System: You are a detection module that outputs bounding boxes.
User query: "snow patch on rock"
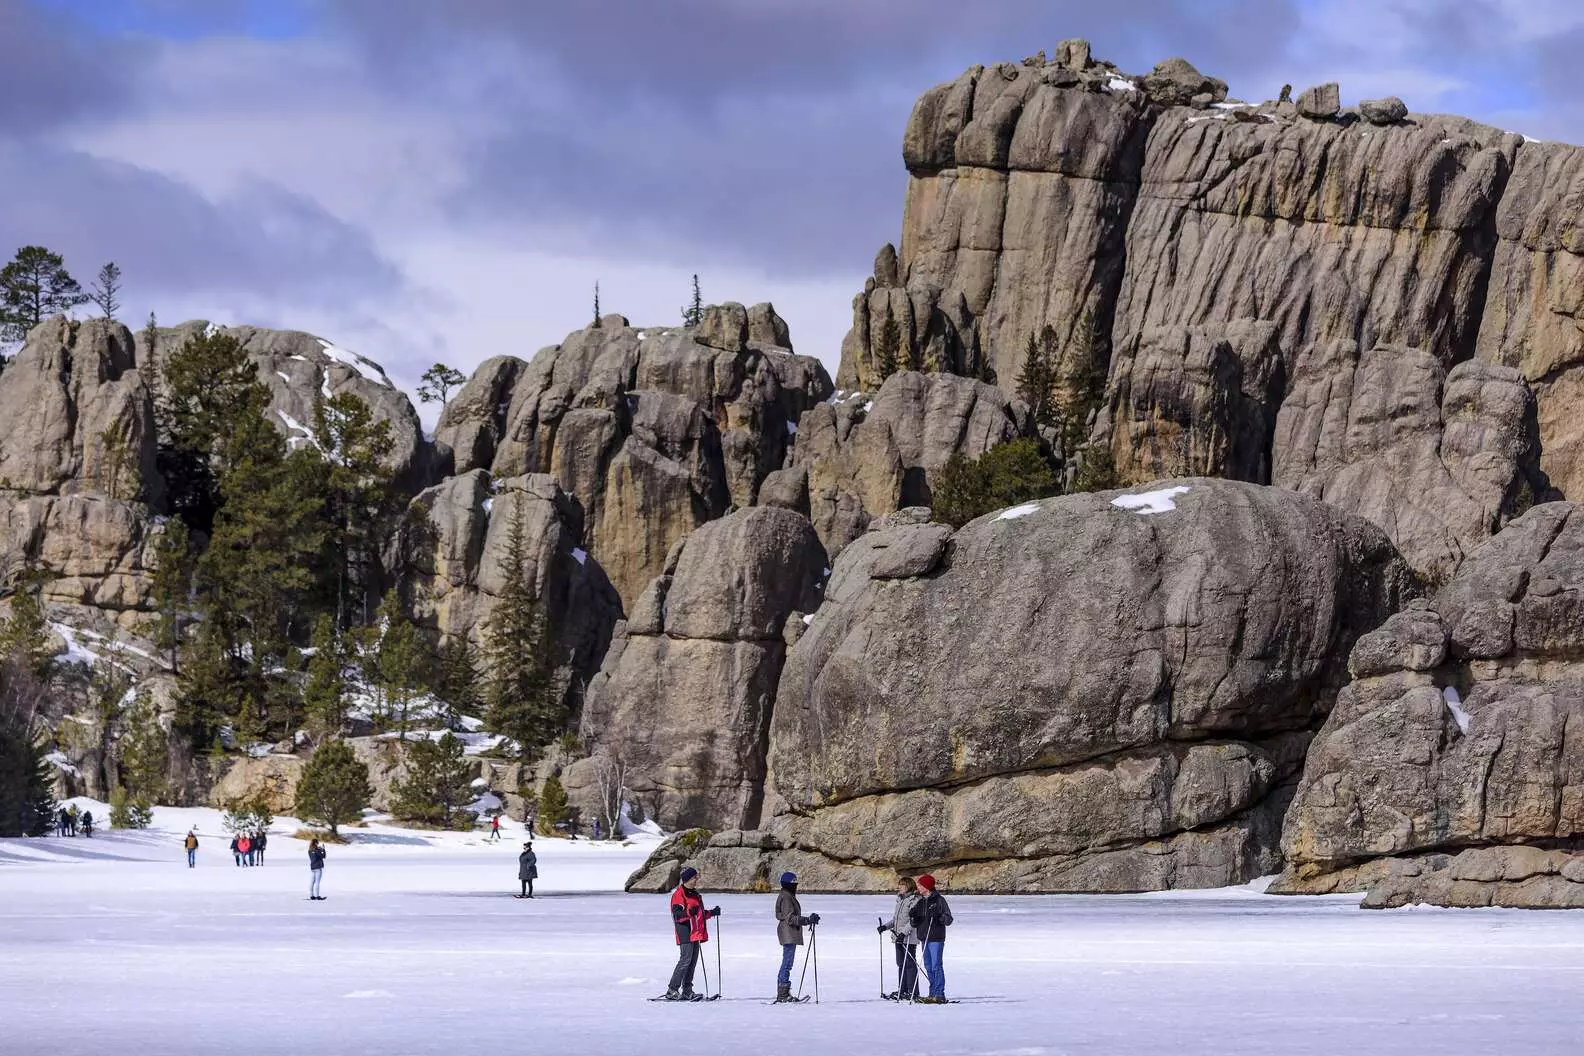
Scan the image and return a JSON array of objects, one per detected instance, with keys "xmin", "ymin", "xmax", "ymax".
[{"xmin": 1112, "ymin": 486, "xmax": 1191, "ymax": 516}]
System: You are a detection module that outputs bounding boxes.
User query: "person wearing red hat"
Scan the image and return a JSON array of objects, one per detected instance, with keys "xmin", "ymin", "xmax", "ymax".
[
  {"xmin": 907, "ymin": 874, "xmax": 953, "ymax": 1002},
  {"xmin": 663, "ymin": 867, "xmax": 720, "ymax": 1001}
]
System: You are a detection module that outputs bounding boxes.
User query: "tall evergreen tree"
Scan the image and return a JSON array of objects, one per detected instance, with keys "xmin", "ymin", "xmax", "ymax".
[
  {"xmin": 118, "ymin": 691, "xmax": 168, "ymax": 802},
  {"xmin": 0, "ymin": 654, "xmax": 55, "ymax": 837},
  {"xmin": 371, "ymin": 592, "xmax": 428, "ymax": 739},
  {"xmin": 433, "ymin": 635, "xmax": 483, "ymax": 729},
  {"xmin": 89, "ymin": 262, "xmax": 122, "ymax": 320},
  {"xmin": 157, "ymin": 329, "xmax": 272, "ymax": 533},
  {"xmin": 0, "ymin": 580, "xmax": 53, "ymax": 678},
  {"xmin": 0, "ymin": 246, "xmax": 87, "ymax": 342},
  {"xmin": 391, "ymin": 732, "xmax": 474, "ymax": 828},
  {"xmin": 591, "ymin": 281, "xmax": 602, "ymax": 328},
  {"xmin": 483, "ymin": 496, "xmax": 561, "ymax": 759},
  {"xmin": 536, "ymin": 772, "xmax": 570, "ymax": 836},
  {"xmin": 873, "ymin": 302, "xmax": 902, "ymax": 383},
  {"xmin": 304, "ymin": 615, "xmax": 349, "ymax": 739},
  {"xmin": 294, "ymin": 739, "xmax": 371, "ymax": 837},
  {"xmin": 1015, "ymin": 328, "xmax": 1056, "ymax": 427},
  {"xmin": 681, "ymin": 274, "xmax": 703, "ymax": 327},
  {"xmin": 151, "ymin": 518, "xmax": 194, "ymax": 673},
  {"xmin": 416, "ymin": 364, "xmax": 467, "ymax": 406},
  {"xmin": 314, "ymin": 392, "xmax": 398, "ymax": 628}
]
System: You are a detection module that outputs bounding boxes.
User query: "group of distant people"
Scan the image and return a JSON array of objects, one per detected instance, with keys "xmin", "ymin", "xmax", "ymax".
[
  {"xmin": 228, "ymin": 830, "xmax": 268, "ymax": 866},
  {"xmin": 53, "ymin": 805, "xmax": 93, "ymax": 838}
]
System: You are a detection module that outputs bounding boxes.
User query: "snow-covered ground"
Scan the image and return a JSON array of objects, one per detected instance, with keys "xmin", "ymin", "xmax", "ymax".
[{"xmin": 5, "ymin": 803, "xmax": 1584, "ymax": 1055}]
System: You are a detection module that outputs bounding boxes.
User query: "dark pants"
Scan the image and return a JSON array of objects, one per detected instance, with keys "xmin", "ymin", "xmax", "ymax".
[
  {"xmin": 520, "ymin": 879, "xmax": 534, "ymax": 897},
  {"xmin": 894, "ymin": 942, "xmax": 919, "ymax": 998},
  {"xmin": 256, "ymin": 848, "xmax": 264, "ymax": 864},
  {"xmin": 668, "ymin": 941, "xmax": 700, "ymax": 994},
  {"xmin": 777, "ymin": 943, "xmax": 797, "ymax": 988}
]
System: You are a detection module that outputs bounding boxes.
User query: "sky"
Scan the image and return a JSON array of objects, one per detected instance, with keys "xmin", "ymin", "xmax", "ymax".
[{"xmin": 3, "ymin": 0, "xmax": 1583, "ymax": 420}]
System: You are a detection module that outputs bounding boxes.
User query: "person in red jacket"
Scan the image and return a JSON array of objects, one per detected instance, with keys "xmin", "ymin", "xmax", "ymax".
[{"xmin": 664, "ymin": 867, "xmax": 720, "ymax": 1001}]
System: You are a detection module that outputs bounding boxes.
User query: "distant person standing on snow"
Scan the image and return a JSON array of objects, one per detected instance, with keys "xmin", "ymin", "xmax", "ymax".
[
  {"xmin": 184, "ymin": 831, "xmax": 199, "ymax": 868},
  {"xmin": 487, "ymin": 815, "xmax": 501, "ymax": 843},
  {"xmin": 79, "ymin": 810, "xmax": 94, "ymax": 837},
  {"xmin": 66, "ymin": 804, "xmax": 79, "ymax": 836},
  {"xmin": 664, "ymin": 867, "xmax": 720, "ymax": 1001},
  {"xmin": 56, "ymin": 807, "xmax": 68, "ymax": 837},
  {"xmin": 254, "ymin": 830, "xmax": 267, "ymax": 864},
  {"xmin": 238, "ymin": 834, "xmax": 253, "ymax": 866},
  {"xmin": 231, "ymin": 835, "xmax": 242, "ymax": 866},
  {"xmin": 908, "ymin": 875, "xmax": 953, "ymax": 1003},
  {"xmin": 774, "ymin": 871, "xmax": 819, "ymax": 1003},
  {"xmin": 878, "ymin": 876, "xmax": 922, "ymax": 1000},
  {"xmin": 308, "ymin": 839, "xmax": 326, "ymax": 900},
  {"xmin": 517, "ymin": 842, "xmax": 538, "ymax": 898}
]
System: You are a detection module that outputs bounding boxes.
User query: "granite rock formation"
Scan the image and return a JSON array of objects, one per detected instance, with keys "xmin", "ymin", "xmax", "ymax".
[
  {"xmin": 630, "ymin": 478, "xmax": 1414, "ymax": 892},
  {"xmin": 563, "ymin": 506, "xmax": 827, "ymax": 831},
  {"xmin": 1276, "ymin": 503, "xmax": 1584, "ymax": 907},
  {"xmin": 434, "ymin": 306, "xmax": 830, "ymax": 606}
]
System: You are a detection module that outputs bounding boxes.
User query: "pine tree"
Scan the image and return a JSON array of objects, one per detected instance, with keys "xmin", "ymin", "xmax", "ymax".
[
  {"xmin": 372, "ymin": 593, "xmax": 428, "ymax": 739},
  {"xmin": 304, "ymin": 615, "xmax": 349, "ymax": 739},
  {"xmin": 536, "ymin": 771, "xmax": 570, "ymax": 836},
  {"xmin": 433, "ymin": 636, "xmax": 483, "ymax": 727},
  {"xmin": 118, "ymin": 691, "xmax": 168, "ymax": 803},
  {"xmin": 157, "ymin": 328, "xmax": 272, "ymax": 533},
  {"xmin": 109, "ymin": 785, "xmax": 153, "ymax": 829},
  {"xmin": 483, "ymin": 495, "xmax": 562, "ymax": 760},
  {"xmin": 592, "ymin": 281, "xmax": 602, "ymax": 328},
  {"xmin": 416, "ymin": 364, "xmax": 467, "ymax": 407},
  {"xmin": 391, "ymin": 732, "xmax": 474, "ymax": 829},
  {"xmin": 0, "ymin": 246, "xmax": 88, "ymax": 342},
  {"xmin": 874, "ymin": 302, "xmax": 902, "ymax": 383},
  {"xmin": 151, "ymin": 518, "xmax": 194, "ymax": 673},
  {"xmin": 89, "ymin": 262, "xmax": 122, "ymax": 320},
  {"xmin": 142, "ymin": 312, "xmax": 159, "ymax": 362},
  {"xmin": 294, "ymin": 739, "xmax": 371, "ymax": 837},
  {"xmin": 681, "ymin": 274, "xmax": 703, "ymax": 327},
  {"xmin": 0, "ymin": 581, "xmax": 53, "ymax": 678},
  {"xmin": 314, "ymin": 392, "xmax": 399, "ymax": 628},
  {"xmin": 0, "ymin": 653, "xmax": 55, "ymax": 837},
  {"xmin": 1015, "ymin": 329, "xmax": 1055, "ymax": 427},
  {"xmin": 930, "ymin": 438, "xmax": 1060, "ymax": 528}
]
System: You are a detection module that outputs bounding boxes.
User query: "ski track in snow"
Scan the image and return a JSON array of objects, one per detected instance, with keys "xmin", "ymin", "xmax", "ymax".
[{"xmin": 6, "ymin": 802, "xmax": 1584, "ymax": 1054}]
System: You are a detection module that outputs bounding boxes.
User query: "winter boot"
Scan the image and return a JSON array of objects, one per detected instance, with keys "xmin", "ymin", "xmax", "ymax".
[
  {"xmin": 681, "ymin": 991, "xmax": 704, "ymax": 1003},
  {"xmin": 662, "ymin": 989, "xmax": 683, "ymax": 1001},
  {"xmin": 775, "ymin": 985, "xmax": 793, "ymax": 1003}
]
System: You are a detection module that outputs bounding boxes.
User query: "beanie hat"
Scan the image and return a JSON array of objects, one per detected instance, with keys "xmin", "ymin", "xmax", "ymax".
[
  {"xmin": 679, "ymin": 867, "xmax": 699, "ymax": 882},
  {"xmin": 916, "ymin": 874, "xmax": 936, "ymax": 891},
  {"xmin": 780, "ymin": 871, "xmax": 798, "ymax": 886}
]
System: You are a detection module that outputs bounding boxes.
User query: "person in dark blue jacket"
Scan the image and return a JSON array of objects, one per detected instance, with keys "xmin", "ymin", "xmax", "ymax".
[
  {"xmin": 907, "ymin": 875, "xmax": 953, "ymax": 1002},
  {"xmin": 308, "ymin": 839, "xmax": 327, "ymax": 900}
]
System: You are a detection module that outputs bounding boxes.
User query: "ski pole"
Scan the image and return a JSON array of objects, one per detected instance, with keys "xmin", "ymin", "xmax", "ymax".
[
  {"xmin": 878, "ymin": 916, "xmax": 886, "ymax": 998},
  {"xmin": 904, "ymin": 943, "xmax": 927, "ymax": 1003},
  {"xmin": 716, "ymin": 915, "xmax": 723, "ymax": 999},
  {"xmin": 700, "ymin": 944, "xmax": 711, "ymax": 1000},
  {"xmin": 811, "ymin": 924, "xmax": 820, "ymax": 1005},
  {"xmin": 796, "ymin": 934, "xmax": 811, "ymax": 1000}
]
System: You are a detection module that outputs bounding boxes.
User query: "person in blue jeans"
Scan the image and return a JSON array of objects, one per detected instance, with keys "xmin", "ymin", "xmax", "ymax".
[
  {"xmin": 773, "ymin": 871, "xmax": 819, "ymax": 1001},
  {"xmin": 308, "ymin": 839, "xmax": 327, "ymax": 900},
  {"xmin": 907, "ymin": 874, "xmax": 953, "ymax": 1002}
]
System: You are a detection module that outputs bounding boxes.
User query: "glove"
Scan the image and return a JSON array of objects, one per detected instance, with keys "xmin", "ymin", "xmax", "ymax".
[
  {"xmin": 709, "ymin": 906, "xmax": 721, "ymax": 918},
  {"xmin": 876, "ymin": 923, "xmax": 888, "ymax": 934},
  {"xmin": 808, "ymin": 913, "xmax": 821, "ymax": 926}
]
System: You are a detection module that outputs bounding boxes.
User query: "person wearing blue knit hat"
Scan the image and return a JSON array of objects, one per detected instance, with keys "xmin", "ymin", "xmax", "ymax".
[{"xmin": 773, "ymin": 870, "xmax": 818, "ymax": 1002}]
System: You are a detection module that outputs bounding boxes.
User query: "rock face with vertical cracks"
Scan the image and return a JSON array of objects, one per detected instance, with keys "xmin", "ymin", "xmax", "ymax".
[
  {"xmin": 563, "ymin": 506, "xmax": 827, "ymax": 833},
  {"xmin": 1276, "ymin": 502, "xmax": 1584, "ymax": 907},
  {"xmin": 434, "ymin": 306, "xmax": 830, "ymax": 607},
  {"xmin": 630, "ymin": 478, "xmax": 1414, "ymax": 892},
  {"xmin": 839, "ymin": 43, "xmax": 1584, "ymax": 585}
]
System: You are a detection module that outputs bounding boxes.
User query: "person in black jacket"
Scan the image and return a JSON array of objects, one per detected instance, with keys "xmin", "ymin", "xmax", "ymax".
[
  {"xmin": 254, "ymin": 830, "xmax": 267, "ymax": 864},
  {"xmin": 517, "ymin": 842, "xmax": 538, "ymax": 898},
  {"xmin": 907, "ymin": 874, "xmax": 953, "ymax": 1002},
  {"xmin": 307, "ymin": 839, "xmax": 327, "ymax": 900}
]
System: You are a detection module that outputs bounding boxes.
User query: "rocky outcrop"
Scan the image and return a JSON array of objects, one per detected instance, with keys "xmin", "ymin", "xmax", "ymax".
[
  {"xmin": 564, "ymin": 506, "xmax": 827, "ymax": 832},
  {"xmin": 400, "ymin": 470, "xmax": 621, "ymax": 684},
  {"xmin": 774, "ymin": 371, "xmax": 1021, "ymax": 555},
  {"xmin": 436, "ymin": 307, "xmax": 830, "ymax": 606},
  {"xmin": 632, "ymin": 478, "xmax": 1414, "ymax": 892},
  {"xmin": 136, "ymin": 321, "xmax": 432, "ymax": 489},
  {"xmin": 0, "ymin": 318, "xmax": 165, "ymax": 626},
  {"xmin": 1275, "ymin": 503, "xmax": 1584, "ymax": 907},
  {"xmin": 841, "ymin": 42, "xmax": 1584, "ymax": 585}
]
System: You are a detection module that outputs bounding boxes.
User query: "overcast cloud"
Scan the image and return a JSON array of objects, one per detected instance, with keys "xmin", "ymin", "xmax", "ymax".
[{"xmin": 2, "ymin": 0, "xmax": 1582, "ymax": 421}]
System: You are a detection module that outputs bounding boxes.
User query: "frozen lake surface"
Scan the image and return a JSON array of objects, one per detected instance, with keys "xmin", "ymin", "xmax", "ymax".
[{"xmin": 4, "ymin": 803, "xmax": 1584, "ymax": 1055}]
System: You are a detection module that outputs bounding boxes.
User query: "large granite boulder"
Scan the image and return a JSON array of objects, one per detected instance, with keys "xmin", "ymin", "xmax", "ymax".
[
  {"xmin": 1275, "ymin": 503, "xmax": 1584, "ymax": 907},
  {"xmin": 634, "ymin": 478, "xmax": 1414, "ymax": 892},
  {"xmin": 564, "ymin": 506, "xmax": 827, "ymax": 832},
  {"xmin": 437, "ymin": 307, "xmax": 830, "ymax": 607}
]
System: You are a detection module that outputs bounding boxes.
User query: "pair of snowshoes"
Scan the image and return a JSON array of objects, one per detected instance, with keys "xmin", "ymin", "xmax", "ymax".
[{"xmin": 649, "ymin": 990, "xmax": 718, "ymax": 1003}]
